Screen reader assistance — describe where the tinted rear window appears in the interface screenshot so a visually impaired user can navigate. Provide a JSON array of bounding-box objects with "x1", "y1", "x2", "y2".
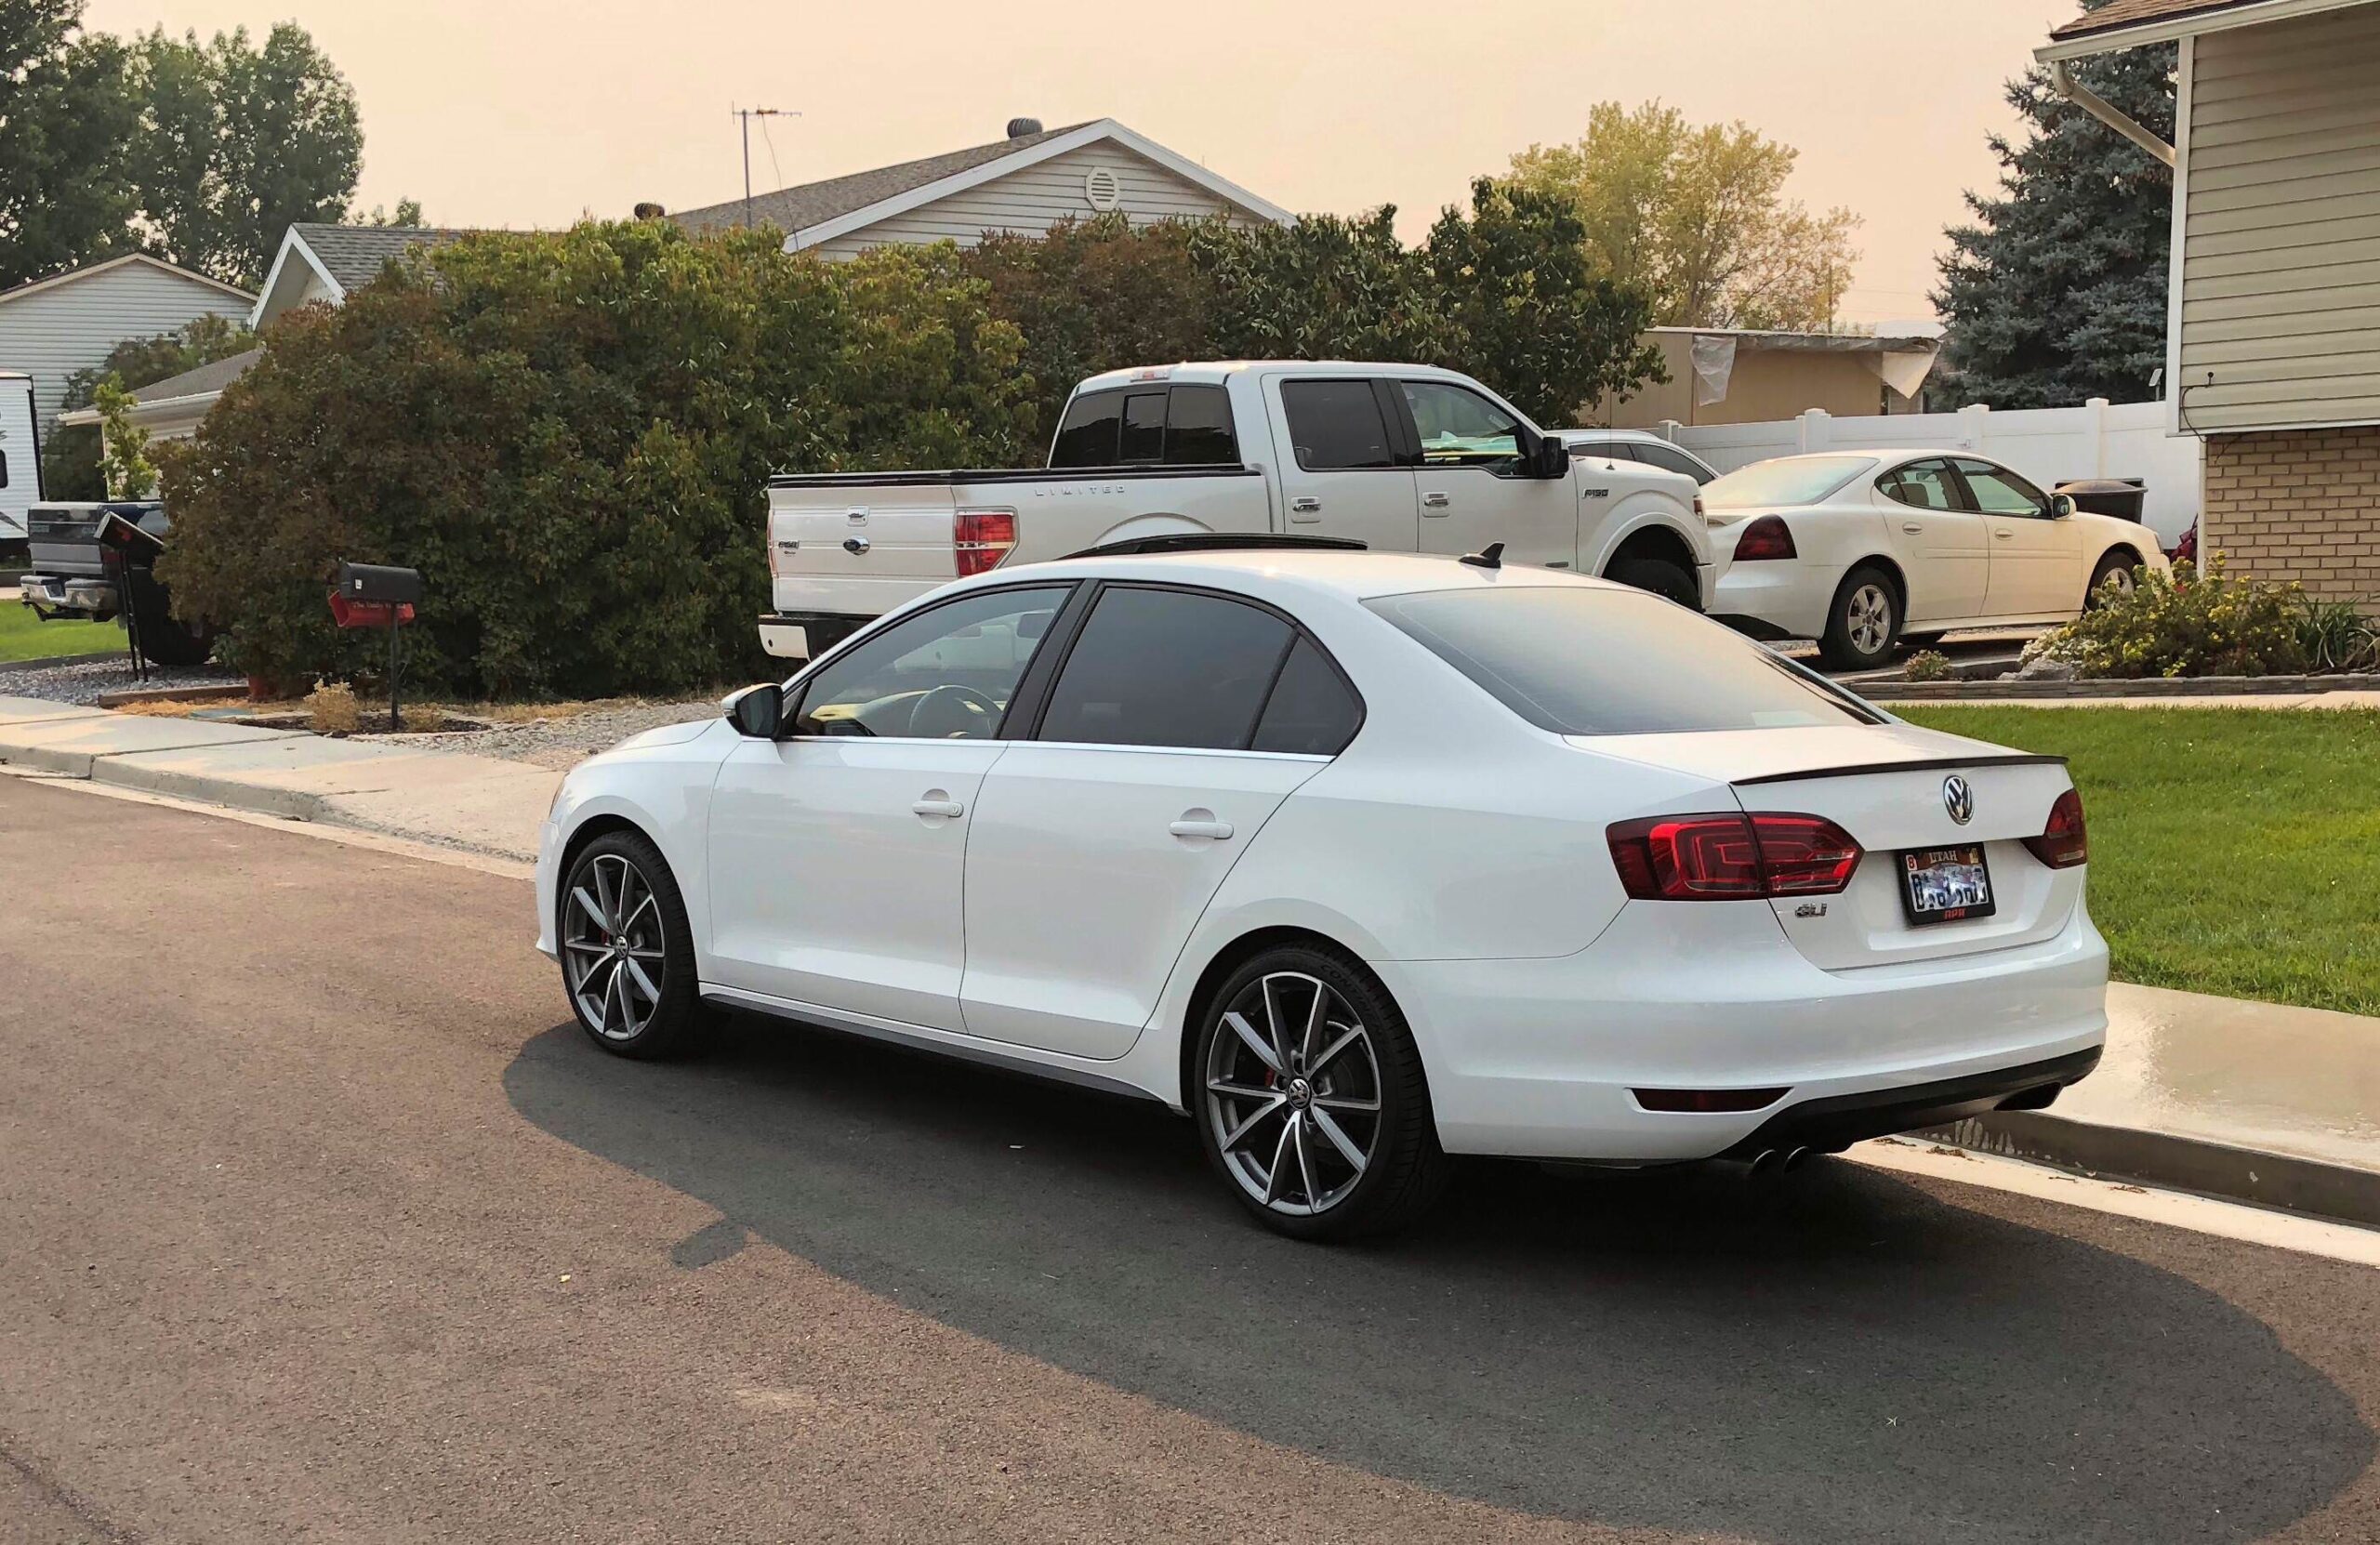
[
  {"x1": 1038, "y1": 587, "x2": 1295, "y2": 750},
  {"x1": 1281, "y1": 380, "x2": 1397, "y2": 470},
  {"x1": 1365, "y1": 587, "x2": 1876, "y2": 735},
  {"x1": 1051, "y1": 391, "x2": 1121, "y2": 468},
  {"x1": 1164, "y1": 385, "x2": 1236, "y2": 465}
]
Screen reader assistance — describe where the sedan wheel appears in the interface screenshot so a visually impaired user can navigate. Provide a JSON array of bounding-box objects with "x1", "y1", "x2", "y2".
[
  {"x1": 2087, "y1": 554, "x2": 2138, "y2": 609},
  {"x1": 1819, "y1": 565, "x2": 1901, "y2": 671},
  {"x1": 559, "y1": 831, "x2": 704, "y2": 1058},
  {"x1": 1194, "y1": 948, "x2": 1448, "y2": 1239}
]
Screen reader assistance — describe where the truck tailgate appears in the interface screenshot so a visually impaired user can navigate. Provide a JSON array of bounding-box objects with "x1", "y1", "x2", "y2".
[{"x1": 770, "y1": 482, "x2": 962, "y2": 585}]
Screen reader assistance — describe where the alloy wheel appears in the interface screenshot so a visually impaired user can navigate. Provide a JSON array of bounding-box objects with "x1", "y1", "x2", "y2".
[
  {"x1": 562, "y1": 852, "x2": 668, "y2": 1041},
  {"x1": 1845, "y1": 583, "x2": 1893, "y2": 655},
  {"x1": 2096, "y1": 565, "x2": 2136, "y2": 603},
  {"x1": 1204, "y1": 971, "x2": 1384, "y2": 1217}
]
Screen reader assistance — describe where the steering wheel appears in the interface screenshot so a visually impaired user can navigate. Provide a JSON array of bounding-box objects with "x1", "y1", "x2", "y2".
[{"x1": 908, "y1": 682, "x2": 1001, "y2": 739}]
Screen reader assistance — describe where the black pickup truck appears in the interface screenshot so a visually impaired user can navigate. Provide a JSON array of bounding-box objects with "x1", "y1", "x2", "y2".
[{"x1": 16, "y1": 501, "x2": 216, "y2": 667}]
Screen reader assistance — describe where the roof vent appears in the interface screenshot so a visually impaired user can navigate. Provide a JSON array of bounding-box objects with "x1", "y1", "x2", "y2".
[
  {"x1": 632, "y1": 202, "x2": 667, "y2": 220},
  {"x1": 1006, "y1": 117, "x2": 1043, "y2": 139}
]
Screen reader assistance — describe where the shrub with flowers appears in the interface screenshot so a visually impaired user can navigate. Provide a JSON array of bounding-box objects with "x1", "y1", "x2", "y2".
[{"x1": 2022, "y1": 556, "x2": 2312, "y2": 678}]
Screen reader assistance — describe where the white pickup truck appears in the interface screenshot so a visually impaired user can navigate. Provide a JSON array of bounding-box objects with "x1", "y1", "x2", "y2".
[{"x1": 758, "y1": 360, "x2": 1712, "y2": 660}]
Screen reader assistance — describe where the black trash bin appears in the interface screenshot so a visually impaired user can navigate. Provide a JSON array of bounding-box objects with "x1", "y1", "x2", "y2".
[{"x1": 2054, "y1": 478, "x2": 2148, "y2": 522}]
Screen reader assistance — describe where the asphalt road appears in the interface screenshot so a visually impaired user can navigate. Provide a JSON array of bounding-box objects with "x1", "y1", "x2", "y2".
[{"x1": 5, "y1": 776, "x2": 2378, "y2": 1545}]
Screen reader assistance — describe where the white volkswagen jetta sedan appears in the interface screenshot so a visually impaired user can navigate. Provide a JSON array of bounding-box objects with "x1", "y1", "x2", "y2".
[
  {"x1": 1705, "y1": 450, "x2": 2169, "y2": 669},
  {"x1": 536, "y1": 537, "x2": 2108, "y2": 1239}
]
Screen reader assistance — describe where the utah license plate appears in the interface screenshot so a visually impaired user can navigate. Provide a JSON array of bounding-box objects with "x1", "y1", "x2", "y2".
[{"x1": 1899, "y1": 844, "x2": 1995, "y2": 925}]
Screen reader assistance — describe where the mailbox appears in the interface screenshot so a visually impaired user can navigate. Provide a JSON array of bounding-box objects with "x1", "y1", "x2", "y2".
[{"x1": 326, "y1": 561, "x2": 425, "y2": 730}]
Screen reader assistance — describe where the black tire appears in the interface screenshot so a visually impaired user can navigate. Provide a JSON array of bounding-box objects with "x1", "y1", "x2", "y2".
[
  {"x1": 2086, "y1": 550, "x2": 2141, "y2": 610},
  {"x1": 127, "y1": 573, "x2": 215, "y2": 668},
  {"x1": 1818, "y1": 564, "x2": 1901, "y2": 670},
  {"x1": 557, "y1": 828, "x2": 707, "y2": 1060},
  {"x1": 1607, "y1": 556, "x2": 1702, "y2": 611},
  {"x1": 1191, "y1": 944, "x2": 1448, "y2": 1241}
]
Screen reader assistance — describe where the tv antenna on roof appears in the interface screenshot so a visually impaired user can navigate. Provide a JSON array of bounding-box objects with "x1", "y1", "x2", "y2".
[{"x1": 732, "y1": 106, "x2": 800, "y2": 231}]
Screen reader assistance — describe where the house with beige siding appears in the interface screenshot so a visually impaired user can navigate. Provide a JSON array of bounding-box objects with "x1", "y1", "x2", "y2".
[
  {"x1": 1600, "y1": 328, "x2": 1941, "y2": 429},
  {"x1": 2042, "y1": 0, "x2": 2380, "y2": 600},
  {"x1": 672, "y1": 117, "x2": 1290, "y2": 255},
  {"x1": 0, "y1": 255, "x2": 254, "y2": 439}
]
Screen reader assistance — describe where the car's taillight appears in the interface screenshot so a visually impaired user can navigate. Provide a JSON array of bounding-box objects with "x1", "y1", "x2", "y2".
[
  {"x1": 954, "y1": 508, "x2": 1017, "y2": 577},
  {"x1": 1733, "y1": 515, "x2": 1796, "y2": 561},
  {"x1": 2024, "y1": 788, "x2": 2088, "y2": 869},
  {"x1": 767, "y1": 528, "x2": 781, "y2": 581},
  {"x1": 1607, "y1": 812, "x2": 1861, "y2": 900}
]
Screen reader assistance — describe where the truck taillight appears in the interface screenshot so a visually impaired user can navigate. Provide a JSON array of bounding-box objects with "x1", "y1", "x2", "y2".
[
  {"x1": 1733, "y1": 515, "x2": 1796, "y2": 561},
  {"x1": 955, "y1": 509, "x2": 1017, "y2": 577},
  {"x1": 2024, "y1": 788, "x2": 2088, "y2": 869},
  {"x1": 1606, "y1": 812, "x2": 1861, "y2": 900},
  {"x1": 767, "y1": 529, "x2": 781, "y2": 580}
]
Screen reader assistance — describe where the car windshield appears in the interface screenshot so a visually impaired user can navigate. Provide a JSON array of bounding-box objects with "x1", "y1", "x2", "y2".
[
  {"x1": 1703, "y1": 456, "x2": 1877, "y2": 508},
  {"x1": 1365, "y1": 586, "x2": 1878, "y2": 736}
]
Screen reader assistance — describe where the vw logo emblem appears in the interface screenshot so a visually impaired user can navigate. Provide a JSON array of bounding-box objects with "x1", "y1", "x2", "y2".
[{"x1": 1943, "y1": 774, "x2": 1975, "y2": 825}]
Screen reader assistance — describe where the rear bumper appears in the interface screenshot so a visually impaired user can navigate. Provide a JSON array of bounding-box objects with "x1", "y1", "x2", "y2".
[
  {"x1": 19, "y1": 574, "x2": 117, "y2": 616},
  {"x1": 757, "y1": 612, "x2": 869, "y2": 662},
  {"x1": 1711, "y1": 561, "x2": 1841, "y2": 643},
  {"x1": 1374, "y1": 901, "x2": 2109, "y2": 1162},
  {"x1": 1713, "y1": 1047, "x2": 2100, "y2": 1158}
]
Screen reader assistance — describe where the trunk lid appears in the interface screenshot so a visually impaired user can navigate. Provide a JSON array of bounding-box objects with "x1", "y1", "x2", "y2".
[{"x1": 1570, "y1": 721, "x2": 2083, "y2": 971}]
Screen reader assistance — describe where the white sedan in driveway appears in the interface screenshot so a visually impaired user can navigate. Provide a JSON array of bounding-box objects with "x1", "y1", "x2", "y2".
[
  {"x1": 1704, "y1": 450, "x2": 2170, "y2": 669},
  {"x1": 536, "y1": 538, "x2": 2108, "y2": 1239}
]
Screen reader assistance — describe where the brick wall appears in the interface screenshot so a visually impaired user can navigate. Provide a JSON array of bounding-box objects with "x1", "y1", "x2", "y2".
[{"x1": 2201, "y1": 426, "x2": 2380, "y2": 602}]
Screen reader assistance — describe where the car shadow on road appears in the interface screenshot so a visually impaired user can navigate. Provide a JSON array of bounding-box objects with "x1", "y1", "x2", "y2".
[{"x1": 503, "y1": 1014, "x2": 2373, "y2": 1545}]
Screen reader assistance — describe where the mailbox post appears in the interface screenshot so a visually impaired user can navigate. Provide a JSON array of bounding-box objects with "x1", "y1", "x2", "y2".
[{"x1": 328, "y1": 562, "x2": 423, "y2": 731}]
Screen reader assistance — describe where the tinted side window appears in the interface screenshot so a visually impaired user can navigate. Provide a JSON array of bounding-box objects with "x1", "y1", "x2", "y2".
[
  {"x1": 1164, "y1": 385, "x2": 1236, "y2": 465},
  {"x1": 1251, "y1": 638, "x2": 1361, "y2": 756},
  {"x1": 1281, "y1": 380, "x2": 1396, "y2": 470},
  {"x1": 1118, "y1": 392, "x2": 1167, "y2": 462},
  {"x1": 793, "y1": 585, "x2": 1072, "y2": 739},
  {"x1": 1634, "y1": 442, "x2": 1712, "y2": 484},
  {"x1": 1051, "y1": 392, "x2": 1121, "y2": 468},
  {"x1": 1038, "y1": 588, "x2": 1293, "y2": 750}
]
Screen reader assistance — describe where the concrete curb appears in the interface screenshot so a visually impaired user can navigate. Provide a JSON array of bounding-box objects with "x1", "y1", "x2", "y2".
[
  {"x1": 1921, "y1": 1112, "x2": 2380, "y2": 1232},
  {"x1": 1862, "y1": 672, "x2": 2380, "y2": 703}
]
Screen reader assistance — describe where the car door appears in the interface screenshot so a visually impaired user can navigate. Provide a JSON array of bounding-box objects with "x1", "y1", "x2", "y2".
[
  {"x1": 1399, "y1": 378, "x2": 1576, "y2": 568},
  {"x1": 1957, "y1": 458, "x2": 2082, "y2": 616},
  {"x1": 1875, "y1": 457, "x2": 1989, "y2": 625},
  {"x1": 1268, "y1": 376, "x2": 1419, "y2": 551},
  {"x1": 705, "y1": 583, "x2": 1076, "y2": 1030},
  {"x1": 959, "y1": 584, "x2": 1360, "y2": 1060}
]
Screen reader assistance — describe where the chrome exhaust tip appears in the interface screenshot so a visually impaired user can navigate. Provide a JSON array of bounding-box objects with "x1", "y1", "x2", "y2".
[
  {"x1": 1746, "y1": 1148, "x2": 1782, "y2": 1181},
  {"x1": 1780, "y1": 1146, "x2": 1813, "y2": 1172}
]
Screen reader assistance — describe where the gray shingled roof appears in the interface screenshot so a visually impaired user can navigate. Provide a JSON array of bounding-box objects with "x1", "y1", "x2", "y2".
[
  {"x1": 671, "y1": 122, "x2": 1092, "y2": 236},
  {"x1": 287, "y1": 223, "x2": 482, "y2": 294},
  {"x1": 2051, "y1": 0, "x2": 2281, "y2": 39},
  {"x1": 124, "y1": 348, "x2": 263, "y2": 403}
]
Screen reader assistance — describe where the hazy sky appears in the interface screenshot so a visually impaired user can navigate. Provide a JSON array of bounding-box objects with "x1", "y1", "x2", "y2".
[{"x1": 84, "y1": 0, "x2": 2082, "y2": 325}]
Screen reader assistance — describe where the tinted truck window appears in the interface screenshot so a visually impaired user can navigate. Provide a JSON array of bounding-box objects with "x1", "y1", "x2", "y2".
[
  {"x1": 1051, "y1": 392, "x2": 1122, "y2": 468},
  {"x1": 1281, "y1": 380, "x2": 1397, "y2": 470},
  {"x1": 1164, "y1": 385, "x2": 1236, "y2": 465}
]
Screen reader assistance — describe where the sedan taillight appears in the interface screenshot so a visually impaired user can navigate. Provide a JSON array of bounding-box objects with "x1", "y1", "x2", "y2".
[
  {"x1": 2024, "y1": 788, "x2": 2088, "y2": 869},
  {"x1": 1733, "y1": 515, "x2": 1797, "y2": 561},
  {"x1": 1607, "y1": 812, "x2": 1861, "y2": 900},
  {"x1": 955, "y1": 508, "x2": 1017, "y2": 577}
]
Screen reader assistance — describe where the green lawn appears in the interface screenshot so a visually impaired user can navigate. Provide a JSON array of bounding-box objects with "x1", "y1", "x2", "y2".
[
  {"x1": 1898, "y1": 706, "x2": 2380, "y2": 1017},
  {"x1": 0, "y1": 602, "x2": 123, "y2": 663}
]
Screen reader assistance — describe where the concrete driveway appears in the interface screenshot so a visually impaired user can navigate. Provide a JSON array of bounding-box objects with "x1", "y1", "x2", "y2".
[{"x1": 5, "y1": 778, "x2": 2377, "y2": 1544}]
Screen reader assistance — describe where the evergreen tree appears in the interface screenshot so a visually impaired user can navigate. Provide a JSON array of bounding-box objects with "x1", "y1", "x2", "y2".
[{"x1": 1935, "y1": 15, "x2": 2175, "y2": 407}]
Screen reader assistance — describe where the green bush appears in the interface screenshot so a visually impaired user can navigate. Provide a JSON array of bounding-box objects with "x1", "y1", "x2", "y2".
[
  {"x1": 158, "y1": 222, "x2": 1034, "y2": 698},
  {"x1": 2297, "y1": 597, "x2": 2380, "y2": 673},
  {"x1": 2023, "y1": 557, "x2": 2310, "y2": 679},
  {"x1": 1902, "y1": 649, "x2": 1953, "y2": 681}
]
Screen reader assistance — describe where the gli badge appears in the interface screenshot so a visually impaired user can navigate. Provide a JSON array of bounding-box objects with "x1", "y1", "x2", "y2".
[{"x1": 1943, "y1": 774, "x2": 1975, "y2": 826}]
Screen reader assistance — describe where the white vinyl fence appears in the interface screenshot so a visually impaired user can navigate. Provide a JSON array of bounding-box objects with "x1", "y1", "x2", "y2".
[{"x1": 1661, "y1": 399, "x2": 2199, "y2": 548}]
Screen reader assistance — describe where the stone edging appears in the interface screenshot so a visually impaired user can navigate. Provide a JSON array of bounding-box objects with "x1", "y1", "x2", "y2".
[{"x1": 1860, "y1": 672, "x2": 2380, "y2": 702}]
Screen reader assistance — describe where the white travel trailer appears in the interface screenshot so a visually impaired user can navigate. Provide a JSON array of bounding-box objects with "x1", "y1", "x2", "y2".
[{"x1": 1, "y1": 371, "x2": 37, "y2": 549}]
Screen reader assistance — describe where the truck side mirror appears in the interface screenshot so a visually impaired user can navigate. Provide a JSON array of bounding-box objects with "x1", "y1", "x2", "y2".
[
  {"x1": 726, "y1": 683, "x2": 784, "y2": 738},
  {"x1": 1514, "y1": 425, "x2": 1568, "y2": 480}
]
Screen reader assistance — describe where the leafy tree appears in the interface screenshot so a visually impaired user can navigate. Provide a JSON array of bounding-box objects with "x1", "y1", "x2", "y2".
[
  {"x1": 1424, "y1": 178, "x2": 1666, "y2": 427},
  {"x1": 1507, "y1": 101, "x2": 1861, "y2": 330},
  {"x1": 42, "y1": 312, "x2": 255, "y2": 498},
  {"x1": 1187, "y1": 207, "x2": 1464, "y2": 368},
  {"x1": 130, "y1": 22, "x2": 363, "y2": 286},
  {"x1": 354, "y1": 198, "x2": 425, "y2": 229},
  {"x1": 159, "y1": 222, "x2": 1034, "y2": 697},
  {"x1": 92, "y1": 376, "x2": 155, "y2": 496},
  {"x1": 1934, "y1": 10, "x2": 2175, "y2": 407},
  {"x1": 0, "y1": 0, "x2": 139, "y2": 289}
]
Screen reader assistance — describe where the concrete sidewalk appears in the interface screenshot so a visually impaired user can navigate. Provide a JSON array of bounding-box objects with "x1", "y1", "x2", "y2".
[{"x1": 5, "y1": 693, "x2": 2374, "y2": 1231}]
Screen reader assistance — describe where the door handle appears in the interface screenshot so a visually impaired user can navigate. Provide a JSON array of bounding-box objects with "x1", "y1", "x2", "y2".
[
  {"x1": 1169, "y1": 816, "x2": 1235, "y2": 841},
  {"x1": 1902, "y1": 522, "x2": 1925, "y2": 535},
  {"x1": 1422, "y1": 491, "x2": 1450, "y2": 510},
  {"x1": 912, "y1": 795, "x2": 965, "y2": 819},
  {"x1": 1289, "y1": 496, "x2": 1321, "y2": 520},
  {"x1": 1994, "y1": 529, "x2": 2015, "y2": 541}
]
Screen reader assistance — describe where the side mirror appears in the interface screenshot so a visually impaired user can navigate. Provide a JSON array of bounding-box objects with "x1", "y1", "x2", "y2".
[
  {"x1": 1515, "y1": 426, "x2": 1568, "y2": 480},
  {"x1": 725, "y1": 683, "x2": 784, "y2": 738},
  {"x1": 2051, "y1": 494, "x2": 2077, "y2": 520}
]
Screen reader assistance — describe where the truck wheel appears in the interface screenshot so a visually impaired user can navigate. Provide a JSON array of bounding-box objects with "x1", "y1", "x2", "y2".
[
  {"x1": 129, "y1": 575, "x2": 215, "y2": 668},
  {"x1": 1819, "y1": 565, "x2": 1901, "y2": 671},
  {"x1": 1607, "y1": 557, "x2": 1701, "y2": 611}
]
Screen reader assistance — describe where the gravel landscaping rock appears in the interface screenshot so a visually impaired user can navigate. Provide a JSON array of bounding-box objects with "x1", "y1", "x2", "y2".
[
  {"x1": 380, "y1": 698, "x2": 721, "y2": 769},
  {"x1": 0, "y1": 655, "x2": 240, "y2": 706}
]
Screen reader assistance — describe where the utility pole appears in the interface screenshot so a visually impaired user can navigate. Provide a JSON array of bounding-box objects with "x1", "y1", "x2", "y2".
[{"x1": 732, "y1": 106, "x2": 799, "y2": 229}]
